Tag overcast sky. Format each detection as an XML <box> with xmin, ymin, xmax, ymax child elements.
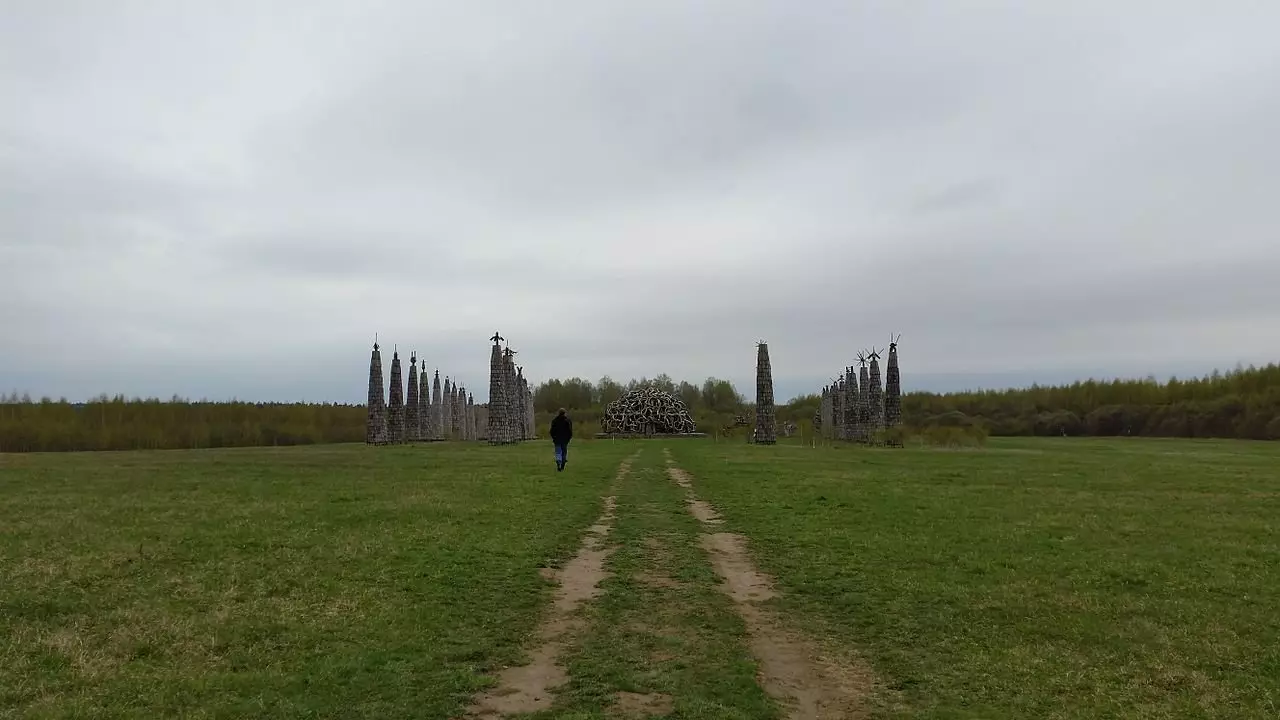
<box><xmin>3</xmin><ymin>1</ymin><xmax>1279</xmax><ymax>404</ymax></box>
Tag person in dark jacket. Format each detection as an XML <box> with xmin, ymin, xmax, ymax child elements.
<box><xmin>549</xmin><ymin>408</ymin><xmax>573</xmax><ymax>471</ymax></box>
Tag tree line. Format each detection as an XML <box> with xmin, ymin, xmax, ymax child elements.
<box><xmin>902</xmin><ymin>363</ymin><xmax>1280</xmax><ymax>440</ymax></box>
<box><xmin>2</xmin><ymin>362</ymin><xmax>1277</xmax><ymax>452</ymax></box>
<box><xmin>0</xmin><ymin>394</ymin><xmax>365</xmax><ymax>453</ymax></box>
<box><xmin>532</xmin><ymin>375</ymin><xmax>749</xmax><ymax>413</ymax></box>
<box><xmin>529</xmin><ymin>375</ymin><xmax>753</xmax><ymax>438</ymax></box>
<box><xmin>533</xmin><ymin>365</ymin><xmax>1280</xmax><ymax>441</ymax></box>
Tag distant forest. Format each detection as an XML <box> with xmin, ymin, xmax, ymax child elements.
<box><xmin>2</xmin><ymin>362</ymin><xmax>1278</xmax><ymax>452</ymax></box>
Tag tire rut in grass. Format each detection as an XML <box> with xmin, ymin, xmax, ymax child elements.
<box><xmin>540</xmin><ymin>450</ymin><xmax>776</xmax><ymax>718</ymax></box>
<box><xmin>664</xmin><ymin>451</ymin><xmax>876</xmax><ymax>720</ymax></box>
<box><xmin>463</xmin><ymin>454</ymin><xmax>637</xmax><ymax>718</ymax></box>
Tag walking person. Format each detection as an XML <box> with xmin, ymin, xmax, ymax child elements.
<box><xmin>550</xmin><ymin>408</ymin><xmax>573</xmax><ymax>471</ymax></box>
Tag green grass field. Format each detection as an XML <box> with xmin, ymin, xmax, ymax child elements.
<box><xmin>670</xmin><ymin>438</ymin><xmax>1280</xmax><ymax>718</ymax></box>
<box><xmin>0</xmin><ymin>442</ymin><xmax>636</xmax><ymax>718</ymax></box>
<box><xmin>3</xmin><ymin>438</ymin><xmax>1278</xmax><ymax>718</ymax></box>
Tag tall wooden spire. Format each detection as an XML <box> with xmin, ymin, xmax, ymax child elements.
<box><xmin>405</xmin><ymin>353</ymin><xmax>420</xmax><ymax>442</ymax></box>
<box><xmin>487</xmin><ymin>334</ymin><xmax>509</xmax><ymax>444</ymax></box>
<box><xmin>387</xmin><ymin>349</ymin><xmax>405</xmax><ymax>444</ymax></box>
<box><xmin>754</xmin><ymin>341</ymin><xmax>777</xmax><ymax>445</ymax></box>
<box><xmin>366</xmin><ymin>340</ymin><xmax>387</xmax><ymax>444</ymax></box>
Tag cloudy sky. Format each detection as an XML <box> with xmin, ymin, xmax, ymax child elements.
<box><xmin>3</xmin><ymin>1</ymin><xmax>1279</xmax><ymax>403</ymax></box>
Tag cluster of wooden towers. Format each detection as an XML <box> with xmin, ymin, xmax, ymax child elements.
<box><xmin>485</xmin><ymin>332</ymin><xmax>535</xmax><ymax>445</ymax></box>
<box><xmin>364</xmin><ymin>340</ymin><xmax>479</xmax><ymax>444</ymax></box>
<box><xmin>815</xmin><ymin>337</ymin><xmax>903</xmax><ymax>446</ymax></box>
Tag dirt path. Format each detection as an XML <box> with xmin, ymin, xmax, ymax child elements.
<box><xmin>463</xmin><ymin>455</ymin><xmax>636</xmax><ymax>718</ymax></box>
<box><xmin>664</xmin><ymin>452</ymin><xmax>876</xmax><ymax>719</ymax></box>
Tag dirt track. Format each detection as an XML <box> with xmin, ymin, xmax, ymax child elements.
<box><xmin>464</xmin><ymin>450</ymin><xmax>876</xmax><ymax>718</ymax></box>
<box><xmin>666</xmin><ymin>452</ymin><xmax>875</xmax><ymax>720</ymax></box>
<box><xmin>463</xmin><ymin>456</ymin><xmax>633</xmax><ymax>718</ymax></box>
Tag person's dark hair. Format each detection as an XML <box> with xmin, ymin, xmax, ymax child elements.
<box><xmin>557</xmin><ymin>408</ymin><xmax>567</xmax><ymax>416</ymax></box>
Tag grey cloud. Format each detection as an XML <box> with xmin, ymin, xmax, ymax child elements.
<box><xmin>908</xmin><ymin>179</ymin><xmax>1006</xmax><ymax>216</ymax></box>
<box><xmin>2</xmin><ymin>1</ymin><xmax>1280</xmax><ymax>403</ymax></box>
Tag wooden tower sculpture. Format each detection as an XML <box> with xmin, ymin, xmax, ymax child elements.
<box><xmin>503</xmin><ymin>347</ymin><xmax>519</xmax><ymax>443</ymax></box>
<box><xmin>487</xmin><ymin>333</ymin><xmax>509</xmax><ymax>445</ymax></box>
<box><xmin>522</xmin><ymin>373</ymin><xmax>534</xmax><ymax>440</ymax></box>
<box><xmin>867</xmin><ymin>347</ymin><xmax>885</xmax><ymax>443</ymax></box>
<box><xmin>829</xmin><ymin>376</ymin><xmax>839</xmax><ymax>438</ymax></box>
<box><xmin>452</xmin><ymin>382</ymin><xmax>465</xmax><ymax>439</ymax></box>
<box><xmin>443</xmin><ymin>377</ymin><xmax>455</xmax><ymax>440</ymax></box>
<box><xmin>844</xmin><ymin>365</ymin><xmax>857</xmax><ymax>442</ymax></box>
<box><xmin>387</xmin><ymin>348</ymin><xmax>405</xmax><ymax>444</ymax></box>
<box><xmin>457</xmin><ymin>380</ymin><xmax>467</xmax><ymax>439</ymax></box>
<box><xmin>406</xmin><ymin>353</ymin><xmax>420</xmax><ymax>442</ymax></box>
<box><xmin>820</xmin><ymin>385</ymin><xmax>833</xmax><ymax>439</ymax></box>
<box><xmin>431</xmin><ymin>370</ymin><xmax>443</xmax><ymax>440</ymax></box>
<box><xmin>754</xmin><ymin>341</ymin><xmax>777</xmax><ymax>444</ymax></box>
<box><xmin>418</xmin><ymin>360</ymin><xmax>430</xmax><ymax>442</ymax></box>
<box><xmin>857</xmin><ymin>353</ymin><xmax>871</xmax><ymax>444</ymax></box>
<box><xmin>845</xmin><ymin>364</ymin><xmax>859</xmax><ymax>443</ymax></box>
<box><xmin>467</xmin><ymin>392</ymin><xmax>477</xmax><ymax>441</ymax></box>
<box><xmin>366</xmin><ymin>339</ymin><xmax>387</xmax><ymax>445</ymax></box>
<box><xmin>515</xmin><ymin>366</ymin><xmax>528</xmax><ymax>441</ymax></box>
<box><xmin>884</xmin><ymin>335</ymin><xmax>903</xmax><ymax>444</ymax></box>
<box><xmin>525</xmin><ymin>383</ymin><xmax>535</xmax><ymax>439</ymax></box>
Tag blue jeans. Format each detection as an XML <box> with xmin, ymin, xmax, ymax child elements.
<box><xmin>554</xmin><ymin>443</ymin><xmax>568</xmax><ymax>466</ymax></box>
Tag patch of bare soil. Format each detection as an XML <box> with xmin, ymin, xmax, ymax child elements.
<box><xmin>687</xmin><ymin>498</ymin><xmax>723</xmax><ymax>524</ymax></box>
<box><xmin>699</xmin><ymin>533</ymin><xmax>776</xmax><ymax>603</ymax></box>
<box><xmin>666</xmin><ymin>466</ymin><xmax>693</xmax><ymax>489</ymax></box>
<box><xmin>615</xmin><ymin>690</ymin><xmax>675</xmax><ymax>717</ymax></box>
<box><xmin>464</xmin><ymin>458</ymin><xmax>634</xmax><ymax>718</ymax></box>
<box><xmin>666</xmin><ymin>466</ymin><xmax>724</xmax><ymax>524</ymax></box>
<box><xmin>674</xmin><ymin>462</ymin><xmax>876</xmax><ymax>720</ymax></box>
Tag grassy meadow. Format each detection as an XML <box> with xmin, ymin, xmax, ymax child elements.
<box><xmin>671</xmin><ymin>437</ymin><xmax>1280</xmax><ymax>718</ymax></box>
<box><xmin>2</xmin><ymin>437</ymin><xmax>1278</xmax><ymax>718</ymax></box>
<box><xmin>0</xmin><ymin>441</ymin><xmax>635</xmax><ymax>718</ymax></box>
